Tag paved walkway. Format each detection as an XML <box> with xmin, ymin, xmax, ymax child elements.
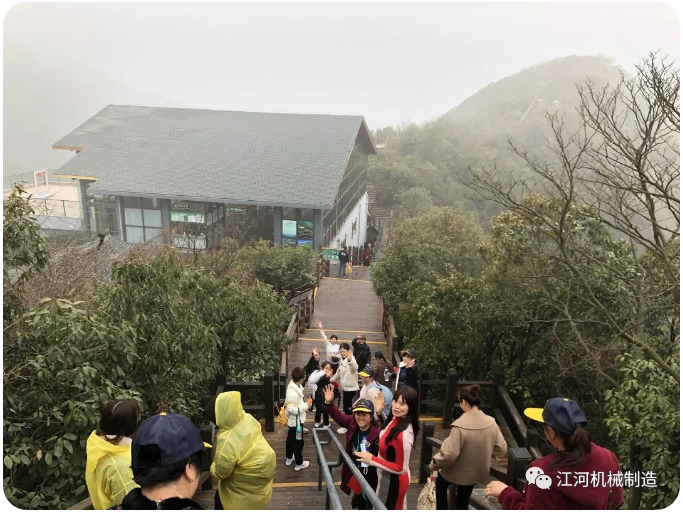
<box><xmin>193</xmin><ymin>265</ymin><xmax>498</xmax><ymax>509</ymax></box>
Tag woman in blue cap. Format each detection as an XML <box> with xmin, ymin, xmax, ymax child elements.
<box><xmin>484</xmin><ymin>397</ymin><xmax>624</xmax><ymax>510</ymax></box>
<box><xmin>321</xmin><ymin>385</ymin><xmax>383</xmax><ymax>510</ymax></box>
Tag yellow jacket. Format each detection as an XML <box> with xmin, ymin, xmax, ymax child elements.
<box><xmin>85</xmin><ymin>431</ymin><xmax>138</xmax><ymax>509</ymax></box>
<box><xmin>211</xmin><ymin>391</ymin><xmax>276</xmax><ymax>510</ymax></box>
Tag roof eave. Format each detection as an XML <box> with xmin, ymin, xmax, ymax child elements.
<box><xmin>86</xmin><ymin>187</ymin><xmax>333</xmax><ymax>211</ymax></box>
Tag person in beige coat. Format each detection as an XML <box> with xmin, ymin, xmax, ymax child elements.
<box><xmin>429</xmin><ymin>385</ymin><xmax>507</xmax><ymax>510</ymax></box>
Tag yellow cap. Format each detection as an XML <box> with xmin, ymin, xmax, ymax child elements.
<box><xmin>524</xmin><ymin>407</ymin><xmax>545</xmax><ymax>424</ymax></box>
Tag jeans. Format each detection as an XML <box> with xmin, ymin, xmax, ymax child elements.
<box><xmin>436</xmin><ymin>473</ymin><xmax>475</xmax><ymax>510</ymax></box>
<box><xmin>286</xmin><ymin>426</ymin><xmax>304</xmax><ymax>465</ymax></box>
<box><xmin>338</xmin><ymin>262</ymin><xmax>347</xmax><ymax>277</ymax></box>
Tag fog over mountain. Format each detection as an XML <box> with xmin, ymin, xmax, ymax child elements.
<box><xmin>3</xmin><ymin>2</ymin><xmax>679</xmax><ymax>176</ymax></box>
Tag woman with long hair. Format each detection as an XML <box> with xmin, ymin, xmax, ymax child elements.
<box><xmin>355</xmin><ymin>386</ymin><xmax>419</xmax><ymax>510</ymax></box>
<box><xmin>484</xmin><ymin>397</ymin><xmax>624</xmax><ymax>509</ymax></box>
<box><xmin>429</xmin><ymin>385</ymin><xmax>507</xmax><ymax>509</ymax></box>
<box><xmin>86</xmin><ymin>399</ymin><xmax>141</xmax><ymax>509</ymax></box>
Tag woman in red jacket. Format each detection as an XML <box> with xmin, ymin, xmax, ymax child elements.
<box><xmin>321</xmin><ymin>386</ymin><xmax>383</xmax><ymax>509</ymax></box>
<box><xmin>355</xmin><ymin>386</ymin><xmax>419</xmax><ymax>510</ymax></box>
<box><xmin>484</xmin><ymin>397</ymin><xmax>624</xmax><ymax>510</ymax></box>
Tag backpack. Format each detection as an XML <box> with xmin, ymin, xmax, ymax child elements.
<box><xmin>369</xmin><ymin>382</ymin><xmax>393</xmax><ymax>417</ymax></box>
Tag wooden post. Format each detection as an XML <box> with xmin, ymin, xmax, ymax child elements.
<box><xmin>442</xmin><ymin>371</ymin><xmax>459</xmax><ymax>429</ymax></box>
<box><xmin>279</xmin><ymin>372</ymin><xmax>287</xmax><ymax>401</ymax></box>
<box><xmin>263</xmin><ymin>373</ymin><xmax>275</xmax><ymax>432</ymax></box>
<box><xmin>418</xmin><ymin>372</ymin><xmax>428</xmax><ymax>414</ymax></box>
<box><xmin>419</xmin><ymin>421</ymin><xmax>435</xmax><ymax>483</ymax></box>
<box><xmin>298</xmin><ymin>302</ymin><xmax>305</xmax><ymax>334</ymax></box>
<box><xmin>525</xmin><ymin>428</ymin><xmax>539</xmax><ymax>450</ymax></box>
<box><xmin>507</xmin><ymin>447</ymin><xmax>532</xmax><ymax>488</ymax></box>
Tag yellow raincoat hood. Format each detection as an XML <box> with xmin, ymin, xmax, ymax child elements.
<box><xmin>85</xmin><ymin>431</ymin><xmax>137</xmax><ymax>510</ymax></box>
<box><xmin>211</xmin><ymin>391</ymin><xmax>276</xmax><ymax>509</ymax></box>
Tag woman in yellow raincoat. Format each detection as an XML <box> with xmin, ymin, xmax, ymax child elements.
<box><xmin>206</xmin><ymin>391</ymin><xmax>277</xmax><ymax>510</ymax></box>
<box><xmin>85</xmin><ymin>399</ymin><xmax>141</xmax><ymax>509</ymax></box>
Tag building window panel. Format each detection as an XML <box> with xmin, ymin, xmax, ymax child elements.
<box><xmin>126</xmin><ymin>226</ymin><xmax>145</xmax><ymax>243</ymax></box>
<box><xmin>145</xmin><ymin>227</ymin><xmax>162</xmax><ymax>241</ymax></box>
<box><xmin>125</xmin><ymin>208</ymin><xmax>143</xmax><ymax>226</ymax></box>
<box><xmin>143</xmin><ymin>209</ymin><xmax>162</xmax><ymax>228</ymax></box>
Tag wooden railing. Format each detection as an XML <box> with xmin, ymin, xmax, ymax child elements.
<box><xmin>215</xmin><ymin>372</ymin><xmax>288</xmax><ymax>432</ymax></box>
<box><xmin>428</xmin><ymin>372</ymin><xmax>541</xmax><ymax>457</ymax></box>
<box><xmin>419</xmin><ymin>421</ymin><xmax>532</xmax><ymax>509</ymax></box>
<box><xmin>216</xmin><ymin>255</ymin><xmax>324</xmax><ymax>432</ymax></box>
<box><xmin>316</xmin><ymin>254</ymin><xmax>330</xmax><ymax>286</ymax></box>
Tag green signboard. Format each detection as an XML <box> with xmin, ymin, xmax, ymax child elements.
<box><xmin>171</xmin><ymin>211</ymin><xmax>205</xmax><ymax>223</ymax></box>
<box><xmin>323</xmin><ymin>247</ymin><xmax>339</xmax><ymax>261</ymax></box>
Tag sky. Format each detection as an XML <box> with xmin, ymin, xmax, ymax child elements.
<box><xmin>4</xmin><ymin>2</ymin><xmax>680</xmax><ymax>129</ymax></box>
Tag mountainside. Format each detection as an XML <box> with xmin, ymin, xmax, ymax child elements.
<box><xmin>369</xmin><ymin>55</ymin><xmax>633</xmax><ymax>223</ymax></box>
<box><xmin>3</xmin><ymin>38</ymin><xmax>183</xmax><ymax>176</ymax></box>
<box><xmin>442</xmin><ymin>55</ymin><xmax>625</xmax><ymax>138</ymax></box>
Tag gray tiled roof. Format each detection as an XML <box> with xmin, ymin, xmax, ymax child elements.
<box><xmin>53</xmin><ymin>105</ymin><xmax>375</xmax><ymax>208</ymax></box>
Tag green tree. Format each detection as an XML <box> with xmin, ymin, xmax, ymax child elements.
<box><xmin>371</xmin><ymin>207</ymin><xmax>485</xmax><ymax>307</ymax></box>
<box><xmin>3</xmin><ymin>184</ymin><xmax>49</xmax><ymax>323</ymax></box>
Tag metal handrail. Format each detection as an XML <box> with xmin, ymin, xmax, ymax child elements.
<box><xmin>312</xmin><ymin>425</ymin><xmax>387</xmax><ymax>510</ymax></box>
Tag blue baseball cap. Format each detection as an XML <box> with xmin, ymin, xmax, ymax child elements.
<box><xmin>352</xmin><ymin>398</ymin><xmax>375</xmax><ymax>414</ymax></box>
<box><xmin>358</xmin><ymin>365</ymin><xmax>374</xmax><ymax>378</ymax></box>
<box><xmin>524</xmin><ymin>398</ymin><xmax>587</xmax><ymax>435</ymax></box>
<box><xmin>132</xmin><ymin>413</ymin><xmax>210</xmax><ymax>470</ymax></box>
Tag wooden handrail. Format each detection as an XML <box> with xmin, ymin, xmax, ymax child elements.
<box><xmin>419</xmin><ymin>421</ymin><xmax>530</xmax><ymax>499</ymax></box>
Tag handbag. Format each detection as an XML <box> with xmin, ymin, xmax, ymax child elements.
<box><xmin>417</xmin><ymin>474</ymin><xmax>437</xmax><ymax>510</ymax></box>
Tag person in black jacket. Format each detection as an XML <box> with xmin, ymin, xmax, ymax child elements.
<box><xmin>111</xmin><ymin>413</ymin><xmax>207</xmax><ymax>510</ymax></box>
<box><xmin>338</xmin><ymin>246</ymin><xmax>349</xmax><ymax>278</ymax></box>
<box><xmin>313</xmin><ymin>361</ymin><xmax>335</xmax><ymax>427</ymax></box>
<box><xmin>304</xmin><ymin>347</ymin><xmax>322</xmax><ymax>384</ymax></box>
<box><xmin>352</xmin><ymin>334</ymin><xmax>372</xmax><ymax>372</ymax></box>
<box><xmin>397</xmin><ymin>349</ymin><xmax>419</xmax><ymax>392</ymax></box>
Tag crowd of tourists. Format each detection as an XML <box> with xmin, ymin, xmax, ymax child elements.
<box><xmin>84</xmin><ymin>341</ymin><xmax>624</xmax><ymax>511</ymax></box>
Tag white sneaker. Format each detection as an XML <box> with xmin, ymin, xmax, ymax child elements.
<box><xmin>295</xmin><ymin>461</ymin><xmax>310</xmax><ymax>471</ymax></box>
<box><xmin>285</xmin><ymin>458</ymin><xmax>294</xmax><ymax>466</ymax></box>
<box><xmin>337</xmin><ymin>427</ymin><xmax>348</xmax><ymax>434</ymax></box>
<box><xmin>314</xmin><ymin>422</ymin><xmax>322</xmax><ymax>428</ymax></box>
<box><xmin>303</xmin><ymin>427</ymin><xmax>309</xmax><ymax>433</ymax></box>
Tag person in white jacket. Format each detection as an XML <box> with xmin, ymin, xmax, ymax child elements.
<box><xmin>318</xmin><ymin>321</ymin><xmax>340</xmax><ymax>361</ymax></box>
<box><xmin>331</xmin><ymin>342</ymin><xmax>359</xmax><ymax>434</ymax></box>
<box><xmin>285</xmin><ymin>367</ymin><xmax>311</xmax><ymax>471</ymax></box>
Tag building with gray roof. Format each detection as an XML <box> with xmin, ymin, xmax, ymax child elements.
<box><xmin>53</xmin><ymin>105</ymin><xmax>376</xmax><ymax>251</ymax></box>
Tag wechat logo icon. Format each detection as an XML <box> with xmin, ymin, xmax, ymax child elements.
<box><xmin>526</xmin><ymin>466</ymin><xmax>552</xmax><ymax>490</ymax></box>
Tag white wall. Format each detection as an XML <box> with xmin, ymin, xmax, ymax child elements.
<box><xmin>333</xmin><ymin>192</ymin><xmax>368</xmax><ymax>249</ymax></box>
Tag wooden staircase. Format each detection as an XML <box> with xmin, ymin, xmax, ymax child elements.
<box><xmin>366</xmin><ymin>183</ymin><xmax>390</xmax><ymax>220</ymax></box>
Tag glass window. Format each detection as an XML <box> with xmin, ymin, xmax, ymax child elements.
<box><xmin>125</xmin><ymin>208</ymin><xmax>143</xmax><ymax>226</ymax></box>
<box><xmin>126</xmin><ymin>226</ymin><xmax>145</xmax><ymax>243</ymax></box>
<box><xmin>145</xmin><ymin>227</ymin><xmax>162</xmax><ymax>241</ymax></box>
<box><xmin>143</xmin><ymin>209</ymin><xmax>162</xmax><ymax>228</ymax></box>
